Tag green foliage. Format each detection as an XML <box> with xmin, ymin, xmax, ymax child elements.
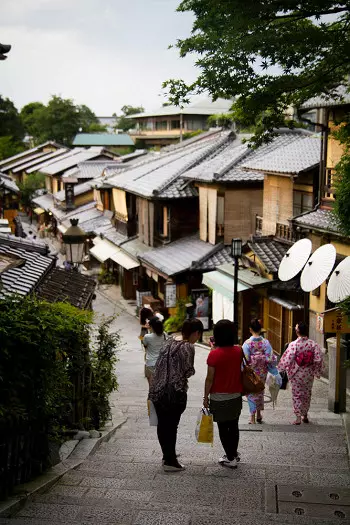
<box><xmin>207</xmin><ymin>113</ymin><xmax>234</xmax><ymax>129</ymax></box>
<box><xmin>164</xmin><ymin>297</ymin><xmax>191</xmax><ymax>333</ymax></box>
<box><xmin>115</xmin><ymin>105</ymin><xmax>144</xmax><ymax>132</ymax></box>
<box><xmin>86</xmin><ymin>122</ymin><xmax>108</xmax><ymax>133</ymax></box>
<box><xmin>90</xmin><ymin>317</ymin><xmax>120</xmax><ymax>428</ymax></box>
<box><xmin>98</xmin><ymin>268</ymin><xmax>116</xmax><ymax>284</ymax></box>
<box><xmin>164</xmin><ymin>1</ymin><xmax>350</xmax><ymax>146</ymax></box>
<box><xmin>182</xmin><ymin>129</ymin><xmax>204</xmax><ymax>140</ymax></box>
<box><xmin>333</xmin><ymin>117</ymin><xmax>350</xmax><ymax>236</ymax></box>
<box><xmin>0</xmin><ymin>95</ymin><xmax>24</xmax><ymax>140</ymax></box>
<box><xmin>20</xmin><ymin>96</ymin><xmax>100</xmax><ymax>146</ymax></box>
<box><xmin>18</xmin><ymin>172</ymin><xmax>46</xmax><ymax>208</ymax></box>
<box><xmin>0</xmin><ymin>136</ymin><xmax>25</xmax><ymax>161</ymax></box>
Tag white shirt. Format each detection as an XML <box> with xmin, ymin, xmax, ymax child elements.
<box><xmin>143</xmin><ymin>332</ymin><xmax>166</xmax><ymax>367</ymax></box>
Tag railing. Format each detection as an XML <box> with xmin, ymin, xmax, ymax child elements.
<box><xmin>255</xmin><ymin>215</ymin><xmax>263</xmax><ymax>235</ymax></box>
<box><xmin>275</xmin><ymin>223</ymin><xmax>296</xmax><ymax>242</ymax></box>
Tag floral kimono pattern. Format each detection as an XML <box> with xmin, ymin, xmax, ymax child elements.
<box><xmin>242</xmin><ymin>336</ymin><xmax>278</xmax><ymax>415</ymax></box>
<box><xmin>278</xmin><ymin>337</ymin><xmax>323</xmax><ymax>417</ymax></box>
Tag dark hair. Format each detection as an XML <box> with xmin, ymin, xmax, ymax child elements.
<box><xmin>140</xmin><ymin>306</ymin><xmax>152</xmax><ymax>325</ymax></box>
<box><xmin>249</xmin><ymin>318</ymin><xmax>262</xmax><ymax>333</ymax></box>
<box><xmin>297</xmin><ymin>322</ymin><xmax>308</xmax><ymax>337</ymax></box>
<box><xmin>182</xmin><ymin>318</ymin><xmax>203</xmax><ymax>339</ymax></box>
<box><xmin>149</xmin><ymin>316</ymin><xmax>163</xmax><ymax>336</ymax></box>
<box><xmin>213</xmin><ymin>319</ymin><xmax>238</xmax><ymax>346</ymax></box>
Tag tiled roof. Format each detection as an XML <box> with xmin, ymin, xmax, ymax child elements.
<box><xmin>127</xmin><ymin>97</ymin><xmax>232</xmax><ymax>118</ymax></box>
<box><xmin>26</xmin><ymin>149</ymin><xmax>79</xmax><ymax>175</ymax></box>
<box><xmin>294</xmin><ymin>208</ymin><xmax>341</xmax><ymax>233</ymax></box>
<box><xmin>300</xmin><ymin>85</ymin><xmax>350</xmax><ymax>110</ymax></box>
<box><xmin>74</xmin><ymin>160</ymin><xmax>121</xmax><ymax>180</ymax></box>
<box><xmin>247</xmin><ymin>236</ymin><xmax>289</xmax><ymax>274</ymax></box>
<box><xmin>157</xmin><ymin>178</ymin><xmax>198</xmax><ymax>199</ymax></box>
<box><xmin>139</xmin><ymin>234</ymin><xmax>222</xmax><ymax>277</ymax></box>
<box><xmin>0</xmin><ymin>233</ymin><xmax>49</xmax><ymax>255</ymax></box>
<box><xmin>242</xmin><ymin>135</ymin><xmax>321</xmax><ymax>174</ymax></box>
<box><xmin>54</xmin><ymin>182</ymin><xmax>92</xmax><ymax>202</ymax></box>
<box><xmin>0</xmin><ymin>141</ymin><xmax>62</xmax><ymax>170</ymax></box>
<box><xmin>195</xmin><ymin>245</ymin><xmax>234</xmax><ymax>271</ymax></box>
<box><xmin>36</xmin><ymin>268</ymin><xmax>96</xmax><ymax>309</ymax></box>
<box><xmin>13</xmin><ymin>148</ymin><xmax>69</xmax><ymax>174</ymax></box>
<box><xmin>103</xmin><ymin>228</ymin><xmax>129</xmax><ymax>246</ymax></box>
<box><xmin>120</xmin><ymin>237</ymin><xmax>153</xmax><ymax>259</ymax></box>
<box><xmin>107</xmin><ymin>132</ymin><xmax>231</xmax><ymax>199</ymax></box>
<box><xmin>0</xmin><ymin>244</ymin><xmax>54</xmax><ymax>298</ymax></box>
<box><xmin>220</xmin><ymin>130</ymin><xmax>313</xmax><ymax>182</ymax></box>
<box><xmin>32</xmin><ymin>193</ymin><xmax>54</xmax><ymax>211</ymax></box>
<box><xmin>0</xmin><ymin>172</ymin><xmax>19</xmax><ymax>193</ymax></box>
<box><xmin>73</xmin><ymin>133</ymin><xmax>134</xmax><ymax>147</ymax></box>
<box><xmin>41</xmin><ymin>148</ymin><xmax>114</xmax><ymax>176</ymax></box>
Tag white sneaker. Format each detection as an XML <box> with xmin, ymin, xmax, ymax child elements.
<box><xmin>219</xmin><ymin>453</ymin><xmax>240</xmax><ymax>464</ymax></box>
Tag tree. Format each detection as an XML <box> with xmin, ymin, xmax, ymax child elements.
<box><xmin>0</xmin><ymin>95</ymin><xmax>25</xmax><ymax>160</ymax></box>
<box><xmin>18</xmin><ymin>172</ymin><xmax>46</xmax><ymax>208</ymax></box>
<box><xmin>164</xmin><ymin>1</ymin><xmax>350</xmax><ymax>145</ymax></box>
<box><xmin>116</xmin><ymin>105</ymin><xmax>144</xmax><ymax>132</ymax></box>
<box><xmin>20</xmin><ymin>102</ymin><xmax>45</xmax><ymax>138</ymax></box>
<box><xmin>20</xmin><ymin>96</ymin><xmax>100</xmax><ymax>146</ymax></box>
<box><xmin>333</xmin><ymin>116</ymin><xmax>350</xmax><ymax>235</ymax></box>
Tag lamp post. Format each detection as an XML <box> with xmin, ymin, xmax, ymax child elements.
<box><xmin>62</xmin><ymin>218</ymin><xmax>87</xmax><ymax>270</ymax></box>
<box><xmin>231</xmin><ymin>238</ymin><xmax>242</xmax><ymax>331</ymax></box>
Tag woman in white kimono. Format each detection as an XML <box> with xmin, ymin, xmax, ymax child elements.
<box><xmin>278</xmin><ymin>322</ymin><xmax>323</xmax><ymax>425</ymax></box>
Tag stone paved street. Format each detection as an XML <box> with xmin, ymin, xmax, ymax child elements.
<box><xmin>2</xmin><ymin>287</ymin><xmax>350</xmax><ymax>524</ymax></box>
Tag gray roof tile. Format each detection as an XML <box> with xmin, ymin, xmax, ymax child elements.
<box><xmin>195</xmin><ymin>245</ymin><xmax>234</xmax><ymax>270</ymax></box>
<box><xmin>294</xmin><ymin>208</ymin><xmax>340</xmax><ymax>233</ymax></box>
<box><xmin>54</xmin><ymin>182</ymin><xmax>92</xmax><ymax>202</ymax></box>
<box><xmin>0</xmin><ymin>172</ymin><xmax>19</xmax><ymax>193</ymax></box>
<box><xmin>300</xmin><ymin>85</ymin><xmax>350</xmax><ymax>109</ymax></box>
<box><xmin>242</xmin><ymin>135</ymin><xmax>321</xmax><ymax>174</ymax></box>
<box><xmin>139</xmin><ymin>234</ymin><xmax>222</xmax><ymax>276</ymax></box>
<box><xmin>247</xmin><ymin>237</ymin><xmax>289</xmax><ymax>273</ymax></box>
<box><xmin>0</xmin><ymin>244</ymin><xmax>54</xmax><ymax>297</ymax></box>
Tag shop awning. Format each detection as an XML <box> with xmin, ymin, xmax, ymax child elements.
<box><xmin>34</xmin><ymin>207</ymin><xmax>45</xmax><ymax>215</ymax></box>
<box><xmin>202</xmin><ymin>270</ymin><xmax>249</xmax><ymax>301</ymax></box>
<box><xmin>110</xmin><ymin>249</ymin><xmax>139</xmax><ymax>270</ymax></box>
<box><xmin>90</xmin><ymin>239</ymin><xmax>119</xmax><ymax>263</ymax></box>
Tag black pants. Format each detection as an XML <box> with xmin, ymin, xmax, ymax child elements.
<box><xmin>217</xmin><ymin>418</ymin><xmax>239</xmax><ymax>461</ymax></box>
<box><xmin>154</xmin><ymin>394</ymin><xmax>187</xmax><ymax>465</ymax></box>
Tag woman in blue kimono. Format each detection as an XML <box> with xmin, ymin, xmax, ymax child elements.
<box><xmin>242</xmin><ymin>318</ymin><xmax>279</xmax><ymax>424</ymax></box>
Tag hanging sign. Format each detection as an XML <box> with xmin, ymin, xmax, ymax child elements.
<box><xmin>165</xmin><ymin>283</ymin><xmax>177</xmax><ymax>308</ymax></box>
<box><xmin>323</xmin><ymin>308</ymin><xmax>350</xmax><ymax>334</ymax></box>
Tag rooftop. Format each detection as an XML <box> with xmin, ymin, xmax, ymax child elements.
<box><xmin>127</xmin><ymin>98</ymin><xmax>233</xmax><ymax>119</ymax></box>
<box><xmin>54</xmin><ymin>182</ymin><xmax>92</xmax><ymax>202</ymax></box>
<box><xmin>294</xmin><ymin>208</ymin><xmax>341</xmax><ymax>234</ymax></box>
<box><xmin>300</xmin><ymin>85</ymin><xmax>350</xmax><ymax>110</ymax></box>
<box><xmin>40</xmin><ymin>148</ymin><xmax>116</xmax><ymax>176</ymax></box>
<box><xmin>0</xmin><ymin>141</ymin><xmax>62</xmax><ymax>170</ymax></box>
<box><xmin>246</xmin><ymin>236</ymin><xmax>290</xmax><ymax>274</ymax></box>
<box><xmin>242</xmin><ymin>135</ymin><xmax>321</xmax><ymax>175</ymax></box>
<box><xmin>73</xmin><ymin>133</ymin><xmax>134</xmax><ymax>147</ymax></box>
<box><xmin>36</xmin><ymin>268</ymin><xmax>96</xmax><ymax>309</ymax></box>
<box><xmin>0</xmin><ymin>172</ymin><xmax>19</xmax><ymax>193</ymax></box>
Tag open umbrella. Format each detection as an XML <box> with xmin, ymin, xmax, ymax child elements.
<box><xmin>300</xmin><ymin>244</ymin><xmax>336</xmax><ymax>292</ymax></box>
<box><xmin>327</xmin><ymin>256</ymin><xmax>350</xmax><ymax>303</ymax></box>
<box><xmin>278</xmin><ymin>238</ymin><xmax>312</xmax><ymax>281</ymax></box>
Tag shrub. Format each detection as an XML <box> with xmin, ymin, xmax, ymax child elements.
<box><xmin>164</xmin><ymin>297</ymin><xmax>191</xmax><ymax>333</ymax></box>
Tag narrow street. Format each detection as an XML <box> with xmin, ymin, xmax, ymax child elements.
<box><xmin>2</xmin><ymin>288</ymin><xmax>350</xmax><ymax>525</ymax></box>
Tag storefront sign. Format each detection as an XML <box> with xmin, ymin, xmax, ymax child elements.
<box><xmin>316</xmin><ymin>314</ymin><xmax>324</xmax><ymax>334</ymax></box>
<box><xmin>165</xmin><ymin>283</ymin><xmax>177</xmax><ymax>308</ymax></box>
<box><xmin>323</xmin><ymin>308</ymin><xmax>350</xmax><ymax>334</ymax></box>
<box><xmin>65</xmin><ymin>183</ymin><xmax>75</xmax><ymax>210</ymax></box>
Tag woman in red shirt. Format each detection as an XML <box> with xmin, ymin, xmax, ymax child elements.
<box><xmin>203</xmin><ymin>319</ymin><xmax>243</xmax><ymax>469</ymax></box>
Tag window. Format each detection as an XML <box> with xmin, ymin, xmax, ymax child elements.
<box><xmin>186</xmin><ymin>119</ymin><xmax>204</xmax><ymax>131</ymax></box>
<box><xmin>156</xmin><ymin>205</ymin><xmax>170</xmax><ymax>238</ymax></box>
<box><xmin>293</xmin><ymin>191</ymin><xmax>313</xmax><ymax>217</ymax></box>
<box><xmin>325</xmin><ymin>169</ymin><xmax>336</xmax><ymax>200</ymax></box>
<box><xmin>171</xmin><ymin>120</ymin><xmax>180</xmax><ymax>129</ymax></box>
<box><xmin>155</xmin><ymin>121</ymin><xmax>167</xmax><ymax>131</ymax></box>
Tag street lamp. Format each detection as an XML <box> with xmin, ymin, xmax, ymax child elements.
<box><xmin>231</xmin><ymin>238</ymin><xmax>242</xmax><ymax>330</ymax></box>
<box><xmin>62</xmin><ymin>218</ymin><xmax>87</xmax><ymax>269</ymax></box>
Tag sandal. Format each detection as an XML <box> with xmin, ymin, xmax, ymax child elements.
<box><xmin>256</xmin><ymin>418</ymin><xmax>263</xmax><ymax>424</ymax></box>
<box><xmin>302</xmin><ymin>417</ymin><xmax>309</xmax><ymax>424</ymax></box>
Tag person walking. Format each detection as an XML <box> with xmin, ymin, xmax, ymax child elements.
<box><xmin>278</xmin><ymin>322</ymin><xmax>323</xmax><ymax>425</ymax></box>
<box><xmin>149</xmin><ymin>318</ymin><xmax>203</xmax><ymax>472</ymax></box>
<box><xmin>203</xmin><ymin>319</ymin><xmax>243</xmax><ymax>469</ymax></box>
<box><xmin>242</xmin><ymin>318</ymin><xmax>279</xmax><ymax>424</ymax></box>
<box><xmin>139</xmin><ymin>305</ymin><xmax>153</xmax><ymax>341</ymax></box>
<box><xmin>143</xmin><ymin>316</ymin><xmax>166</xmax><ymax>386</ymax></box>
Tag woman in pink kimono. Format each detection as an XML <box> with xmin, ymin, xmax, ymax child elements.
<box><xmin>278</xmin><ymin>322</ymin><xmax>323</xmax><ymax>425</ymax></box>
<box><xmin>243</xmin><ymin>319</ymin><xmax>279</xmax><ymax>424</ymax></box>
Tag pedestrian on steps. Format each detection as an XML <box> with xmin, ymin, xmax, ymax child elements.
<box><xmin>242</xmin><ymin>318</ymin><xmax>279</xmax><ymax>424</ymax></box>
<box><xmin>278</xmin><ymin>322</ymin><xmax>323</xmax><ymax>425</ymax></box>
<box><xmin>149</xmin><ymin>318</ymin><xmax>203</xmax><ymax>472</ymax></box>
<box><xmin>143</xmin><ymin>316</ymin><xmax>167</xmax><ymax>387</ymax></box>
<box><xmin>203</xmin><ymin>319</ymin><xmax>243</xmax><ymax>469</ymax></box>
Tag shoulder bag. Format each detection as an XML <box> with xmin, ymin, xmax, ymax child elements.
<box><xmin>241</xmin><ymin>350</ymin><xmax>265</xmax><ymax>395</ymax></box>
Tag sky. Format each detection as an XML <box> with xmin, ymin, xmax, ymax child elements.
<box><xmin>0</xmin><ymin>0</ymin><xmax>197</xmax><ymax>115</ymax></box>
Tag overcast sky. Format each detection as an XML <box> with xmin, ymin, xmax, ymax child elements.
<box><xmin>1</xmin><ymin>0</ymin><xmax>197</xmax><ymax>115</ymax></box>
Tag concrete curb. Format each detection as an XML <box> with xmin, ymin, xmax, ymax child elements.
<box><xmin>342</xmin><ymin>412</ymin><xmax>350</xmax><ymax>462</ymax></box>
<box><xmin>0</xmin><ymin>414</ymin><xmax>127</xmax><ymax>518</ymax></box>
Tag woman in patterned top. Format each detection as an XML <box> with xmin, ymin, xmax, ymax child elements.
<box><xmin>278</xmin><ymin>322</ymin><xmax>323</xmax><ymax>425</ymax></box>
<box><xmin>242</xmin><ymin>318</ymin><xmax>279</xmax><ymax>424</ymax></box>
<box><xmin>149</xmin><ymin>318</ymin><xmax>203</xmax><ymax>472</ymax></box>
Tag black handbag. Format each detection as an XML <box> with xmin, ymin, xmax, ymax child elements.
<box><xmin>279</xmin><ymin>370</ymin><xmax>289</xmax><ymax>390</ymax></box>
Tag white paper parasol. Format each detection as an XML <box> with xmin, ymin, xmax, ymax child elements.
<box><xmin>278</xmin><ymin>238</ymin><xmax>312</xmax><ymax>281</ymax></box>
<box><xmin>300</xmin><ymin>243</ymin><xmax>336</xmax><ymax>292</ymax></box>
<box><xmin>327</xmin><ymin>256</ymin><xmax>350</xmax><ymax>303</ymax></box>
